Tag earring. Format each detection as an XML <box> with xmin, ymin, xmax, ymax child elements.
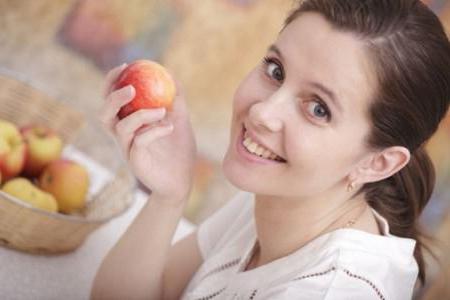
<box><xmin>347</xmin><ymin>181</ymin><xmax>356</xmax><ymax>192</ymax></box>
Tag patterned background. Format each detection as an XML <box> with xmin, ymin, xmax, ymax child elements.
<box><xmin>55</xmin><ymin>0</ymin><xmax>450</xmax><ymax>227</ymax></box>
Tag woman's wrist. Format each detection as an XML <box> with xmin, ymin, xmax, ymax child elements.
<box><xmin>146</xmin><ymin>191</ymin><xmax>190</xmax><ymax>211</ymax></box>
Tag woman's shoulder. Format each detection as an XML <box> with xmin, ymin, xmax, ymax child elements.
<box><xmin>259</xmin><ymin>264</ymin><xmax>391</xmax><ymax>299</ymax></box>
<box><xmin>256</xmin><ymin>246</ymin><xmax>418</xmax><ymax>300</ymax></box>
<box><xmin>328</xmin><ymin>207</ymin><xmax>418</xmax><ymax>266</ymax></box>
<box><xmin>264</xmin><ymin>226</ymin><xmax>420</xmax><ymax>300</ymax></box>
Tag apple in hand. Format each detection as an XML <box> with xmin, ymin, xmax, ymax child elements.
<box><xmin>2</xmin><ymin>177</ymin><xmax>58</xmax><ymax>212</ymax></box>
<box><xmin>113</xmin><ymin>60</ymin><xmax>176</xmax><ymax>119</ymax></box>
<box><xmin>39</xmin><ymin>159</ymin><xmax>89</xmax><ymax>214</ymax></box>
<box><xmin>20</xmin><ymin>124</ymin><xmax>63</xmax><ymax>177</ymax></box>
<box><xmin>0</xmin><ymin>119</ymin><xmax>27</xmax><ymax>180</ymax></box>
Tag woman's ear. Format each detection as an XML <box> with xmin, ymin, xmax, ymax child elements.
<box><xmin>350</xmin><ymin>146</ymin><xmax>411</xmax><ymax>185</ymax></box>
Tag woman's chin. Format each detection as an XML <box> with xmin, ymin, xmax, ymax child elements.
<box><xmin>222</xmin><ymin>154</ymin><xmax>266</xmax><ymax>193</ymax></box>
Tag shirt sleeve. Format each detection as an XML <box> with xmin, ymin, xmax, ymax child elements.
<box><xmin>262</xmin><ymin>267</ymin><xmax>387</xmax><ymax>300</ymax></box>
<box><xmin>196</xmin><ymin>192</ymin><xmax>253</xmax><ymax>259</ymax></box>
<box><xmin>322</xmin><ymin>267</ymin><xmax>386</xmax><ymax>300</ymax></box>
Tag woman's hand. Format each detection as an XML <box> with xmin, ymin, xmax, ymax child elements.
<box><xmin>99</xmin><ymin>64</ymin><xmax>197</xmax><ymax>205</ymax></box>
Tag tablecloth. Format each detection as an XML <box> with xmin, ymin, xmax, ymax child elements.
<box><xmin>0</xmin><ymin>189</ymin><xmax>195</xmax><ymax>300</ymax></box>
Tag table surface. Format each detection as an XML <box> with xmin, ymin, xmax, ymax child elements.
<box><xmin>0</xmin><ymin>189</ymin><xmax>195</xmax><ymax>300</ymax></box>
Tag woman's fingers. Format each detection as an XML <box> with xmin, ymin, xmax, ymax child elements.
<box><xmin>115</xmin><ymin>108</ymin><xmax>168</xmax><ymax>155</ymax></box>
<box><xmin>168</xmin><ymin>79</ymin><xmax>190</xmax><ymax>125</ymax></box>
<box><xmin>102</xmin><ymin>63</ymin><xmax>128</xmax><ymax>97</ymax></box>
<box><xmin>99</xmin><ymin>85</ymin><xmax>135</xmax><ymax>131</ymax></box>
<box><xmin>173</xmin><ymin>78</ymin><xmax>184</xmax><ymax>97</ymax></box>
<box><xmin>132</xmin><ymin>122</ymin><xmax>174</xmax><ymax>149</ymax></box>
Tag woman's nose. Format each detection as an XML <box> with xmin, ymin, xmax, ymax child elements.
<box><xmin>248</xmin><ymin>90</ymin><xmax>288</xmax><ymax>132</ymax></box>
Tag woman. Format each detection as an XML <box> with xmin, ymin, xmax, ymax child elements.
<box><xmin>91</xmin><ymin>0</ymin><xmax>450</xmax><ymax>299</ymax></box>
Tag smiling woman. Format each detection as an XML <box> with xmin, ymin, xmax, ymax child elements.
<box><xmin>91</xmin><ymin>0</ymin><xmax>450</xmax><ymax>299</ymax></box>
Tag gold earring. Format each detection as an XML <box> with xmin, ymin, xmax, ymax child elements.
<box><xmin>347</xmin><ymin>181</ymin><xmax>356</xmax><ymax>192</ymax></box>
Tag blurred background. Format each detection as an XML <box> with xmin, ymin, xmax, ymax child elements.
<box><xmin>0</xmin><ymin>0</ymin><xmax>448</xmax><ymax>298</ymax></box>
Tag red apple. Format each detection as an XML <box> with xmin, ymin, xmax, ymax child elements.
<box><xmin>39</xmin><ymin>159</ymin><xmax>89</xmax><ymax>214</ymax></box>
<box><xmin>0</xmin><ymin>119</ymin><xmax>27</xmax><ymax>180</ymax></box>
<box><xmin>113</xmin><ymin>60</ymin><xmax>176</xmax><ymax>119</ymax></box>
<box><xmin>20</xmin><ymin>124</ymin><xmax>63</xmax><ymax>177</ymax></box>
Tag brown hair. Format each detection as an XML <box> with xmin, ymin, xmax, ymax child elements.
<box><xmin>284</xmin><ymin>0</ymin><xmax>450</xmax><ymax>286</ymax></box>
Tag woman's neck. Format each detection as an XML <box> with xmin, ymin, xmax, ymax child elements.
<box><xmin>247</xmin><ymin>192</ymin><xmax>373</xmax><ymax>270</ymax></box>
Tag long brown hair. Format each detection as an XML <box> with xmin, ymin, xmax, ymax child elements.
<box><xmin>284</xmin><ymin>0</ymin><xmax>450</xmax><ymax>286</ymax></box>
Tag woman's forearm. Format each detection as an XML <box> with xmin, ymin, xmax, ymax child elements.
<box><xmin>90</xmin><ymin>194</ymin><xmax>186</xmax><ymax>300</ymax></box>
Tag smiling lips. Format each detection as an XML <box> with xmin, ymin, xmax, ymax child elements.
<box><xmin>242</xmin><ymin>127</ymin><xmax>287</xmax><ymax>163</ymax></box>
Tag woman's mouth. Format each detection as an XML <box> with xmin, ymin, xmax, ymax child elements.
<box><xmin>237</xmin><ymin>125</ymin><xmax>287</xmax><ymax>164</ymax></box>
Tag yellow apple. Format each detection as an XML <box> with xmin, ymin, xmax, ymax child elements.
<box><xmin>2</xmin><ymin>177</ymin><xmax>58</xmax><ymax>212</ymax></box>
<box><xmin>21</xmin><ymin>124</ymin><xmax>63</xmax><ymax>177</ymax></box>
<box><xmin>39</xmin><ymin>159</ymin><xmax>89</xmax><ymax>214</ymax></box>
<box><xmin>0</xmin><ymin>119</ymin><xmax>27</xmax><ymax>180</ymax></box>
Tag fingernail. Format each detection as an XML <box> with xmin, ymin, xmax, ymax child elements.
<box><xmin>125</xmin><ymin>85</ymin><xmax>135</xmax><ymax>95</ymax></box>
<box><xmin>158</xmin><ymin>107</ymin><xmax>167</xmax><ymax>116</ymax></box>
<box><xmin>159</xmin><ymin>119</ymin><xmax>172</xmax><ymax>127</ymax></box>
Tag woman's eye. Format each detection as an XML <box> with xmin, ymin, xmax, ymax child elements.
<box><xmin>306</xmin><ymin>100</ymin><xmax>331</xmax><ymax>121</ymax></box>
<box><xmin>263</xmin><ymin>57</ymin><xmax>284</xmax><ymax>82</ymax></box>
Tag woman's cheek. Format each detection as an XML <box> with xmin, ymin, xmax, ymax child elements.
<box><xmin>232</xmin><ymin>83</ymin><xmax>256</xmax><ymax>114</ymax></box>
<box><xmin>232</xmin><ymin>74</ymin><xmax>251</xmax><ymax>104</ymax></box>
<box><xmin>232</xmin><ymin>68</ymin><xmax>280</xmax><ymax>122</ymax></box>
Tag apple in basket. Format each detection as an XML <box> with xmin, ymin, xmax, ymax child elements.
<box><xmin>113</xmin><ymin>60</ymin><xmax>176</xmax><ymax>120</ymax></box>
<box><xmin>2</xmin><ymin>177</ymin><xmax>58</xmax><ymax>212</ymax></box>
<box><xmin>20</xmin><ymin>124</ymin><xmax>63</xmax><ymax>177</ymax></box>
<box><xmin>39</xmin><ymin>159</ymin><xmax>89</xmax><ymax>214</ymax></box>
<box><xmin>0</xmin><ymin>119</ymin><xmax>27</xmax><ymax>180</ymax></box>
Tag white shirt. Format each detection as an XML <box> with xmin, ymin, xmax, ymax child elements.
<box><xmin>181</xmin><ymin>192</ymin><xmax>418</xmax><ymax>300</ymax></box>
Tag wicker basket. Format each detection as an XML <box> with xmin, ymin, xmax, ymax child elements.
<box><xmin>0</xmin><ymin>72</ymin><xmax>136</xmax><ymax>254</ymax></box>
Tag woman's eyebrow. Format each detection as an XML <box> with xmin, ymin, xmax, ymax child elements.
<box><xmin>267</xmin><ymin>44</ymin><xmax>343</xmax><ymax>113</ymax></box>
<box><xmin>307</xmin><ymin>81</ymin><xmax>343</xmax><ymax>113</ymax></box>
<box><xmin>268</xmin><ymin>44</ymin><xmax>284</xmax><ymax>61</ymax></box>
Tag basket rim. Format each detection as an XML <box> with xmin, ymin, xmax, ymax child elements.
<box><xmin>0</xmin><ymin>68</ymin><xmax>61</xmax><ymax>100</ymax></box>
<box><xmin>0</xmin><ymin>180</ymin><xmax>137</xmax><ymax>224</ymax></box>
<box><xmin>0</xmin><ymin>68</ymin><xmax>138</xmax><ymax>224</ymax></box>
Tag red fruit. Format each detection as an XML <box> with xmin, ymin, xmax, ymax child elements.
<box><xmin>113</xmin><ymin>60</ymin><xmax>176</xmax><ymax>120</ymax></box>
<box><xmin>20</xmin><ymin>124</ymin><xmax>63</xmax><ymax>177</ymax></box>
<box><xmin>0</xmin><ymin>120</ymin><xmax>27</xmax><ymax>180</ymax></box>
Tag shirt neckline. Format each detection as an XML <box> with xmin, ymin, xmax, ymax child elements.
<box><xmin>231</xmin><ymin>207</ymin><xmax>416</xmax><ymax>288</ymax></box>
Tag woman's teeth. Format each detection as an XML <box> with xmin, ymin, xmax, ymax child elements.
<box><xmin>242</xmin><ymin>132</ymin><xmax>285</xmax><ymax>162</ymax></box>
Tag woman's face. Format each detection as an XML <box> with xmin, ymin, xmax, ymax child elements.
<box><xmin>222</xmin><ymin>12</ymin><xmax>377</xmax><ymax>199</ymax></box>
